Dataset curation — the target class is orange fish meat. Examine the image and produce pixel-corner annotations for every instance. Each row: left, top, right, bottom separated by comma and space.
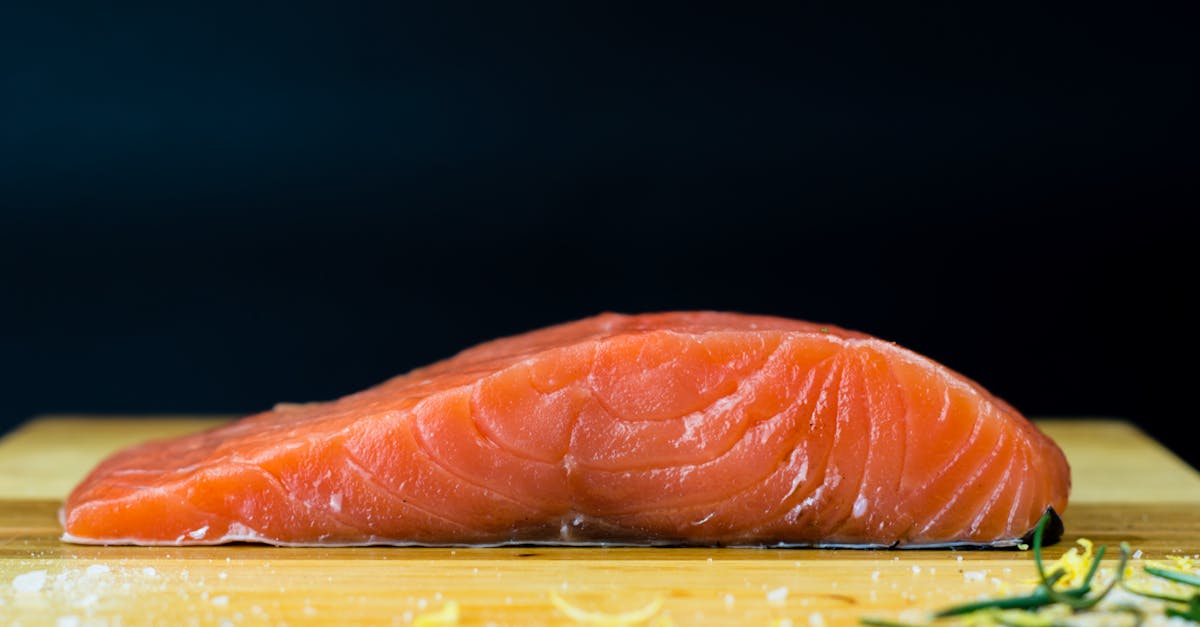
61, 311, 1070, 547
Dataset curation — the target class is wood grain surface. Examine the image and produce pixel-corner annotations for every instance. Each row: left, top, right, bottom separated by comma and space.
2, 416, 1199, 626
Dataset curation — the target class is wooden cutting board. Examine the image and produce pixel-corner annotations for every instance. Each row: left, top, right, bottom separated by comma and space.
2, 416, 1199, 626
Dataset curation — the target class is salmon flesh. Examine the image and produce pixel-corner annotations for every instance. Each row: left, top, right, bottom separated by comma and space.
61, 311, 1070, 548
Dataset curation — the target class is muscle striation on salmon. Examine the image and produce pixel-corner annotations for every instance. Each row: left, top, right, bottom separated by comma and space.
61, 311, 1070, 548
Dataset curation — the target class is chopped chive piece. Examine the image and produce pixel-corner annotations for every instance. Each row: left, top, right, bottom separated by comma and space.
1144, 565, 1200, 587
858, 617, 927, 626
933, 570, 1070, 617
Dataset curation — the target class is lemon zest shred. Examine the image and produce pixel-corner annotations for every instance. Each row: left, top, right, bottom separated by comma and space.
1169, 555, 1195, 571
413, 600, 460, 626
1022, 537, 1095, 588
549, 590, 664, 625
647, 613, 675, 627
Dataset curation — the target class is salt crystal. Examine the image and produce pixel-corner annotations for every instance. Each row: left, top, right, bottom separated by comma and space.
57, 616, 80, 627
911, 565, 921, 575
1133, 549, 1144, 559
219, 620, 234, 627
85, 564, 110, 576
870, 571, 880, 581
211, 595, 229, 606
219, 572, 228, 580
143, 567, 157, 577
13, 570, 47, 592
809, 611, 826, 626
767, 586, 788, 605
963, 570, 987, 582
724, 593, 735, 608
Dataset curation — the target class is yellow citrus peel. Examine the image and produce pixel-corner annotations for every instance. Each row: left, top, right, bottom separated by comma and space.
549, 590, 665, 625
413, 600, 460, 626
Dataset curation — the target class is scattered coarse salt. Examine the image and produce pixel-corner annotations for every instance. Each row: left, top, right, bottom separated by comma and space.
56, 616, 80, 627
143, 567, 157, 577
956, 555, 963, 562
963, 570, 987, 582
219, 572, 228, 580
808, 611, 826, 626
85, 564, 110, 576
724, 593, 735, 608
911, 565, 921, 575
767, 586, 788, 605
870, 571, 880, 581
211, 595, 229, 607
13, 570, 48, 592
1133, 549, 1144, 559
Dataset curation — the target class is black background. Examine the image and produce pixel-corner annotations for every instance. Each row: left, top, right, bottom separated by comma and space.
2, 2, 1196, 468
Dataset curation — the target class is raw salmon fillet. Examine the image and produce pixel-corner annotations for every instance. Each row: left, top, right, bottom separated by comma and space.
61, 311, 1070, 548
